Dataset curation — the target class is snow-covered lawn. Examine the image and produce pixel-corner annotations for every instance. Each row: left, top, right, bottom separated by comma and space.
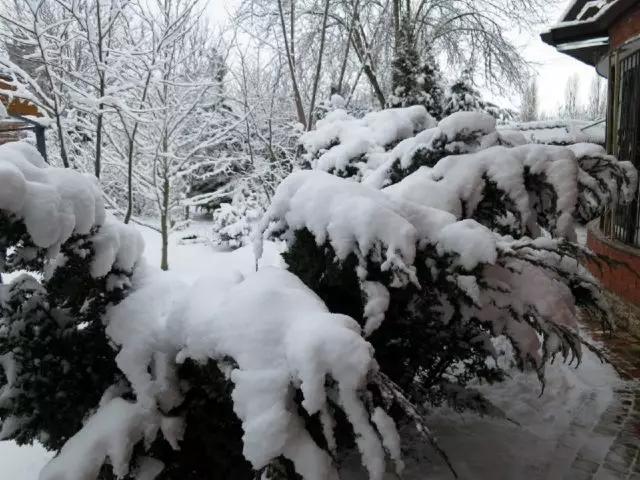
0, 221, 621, 479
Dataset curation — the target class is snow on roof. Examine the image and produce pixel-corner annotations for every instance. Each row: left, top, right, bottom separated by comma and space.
542, 0, 620, 34
559, 0, 616, 23
500, 119, 605, 146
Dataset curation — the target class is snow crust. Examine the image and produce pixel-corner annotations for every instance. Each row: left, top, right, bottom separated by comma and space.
437, 111, 496, 140
255, 170, 461, 285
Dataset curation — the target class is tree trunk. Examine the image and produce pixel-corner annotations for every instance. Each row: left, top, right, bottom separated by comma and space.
393, 0, 400, 54
290, 0, 295, 71
337, 0, 360, 94
160, 173, 169, 271
95, 0, 104, 179
351, 27, 386, 108
55, 113, 70, 168
123, 136, 135, 224
95, 105, 103, 178
277, 0, 307, 128
307, 0, 331, 129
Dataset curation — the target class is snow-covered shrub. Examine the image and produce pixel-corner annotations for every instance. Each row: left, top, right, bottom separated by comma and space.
299, 105, 438, 181
211, 191, 265, 249
0, 143, 143, 450
0, 123, 637, 480
0, 143, 449, 480
257, 107, 638, 418
300, 108, 636, 231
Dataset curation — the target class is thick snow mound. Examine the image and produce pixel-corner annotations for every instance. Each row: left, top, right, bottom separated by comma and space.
437, 111, 496, 140
91, 216, 145, 278
0, 144, 144, 278
104, 265, 402, 480
0, 143, 105, 249
177, 267, 392, 479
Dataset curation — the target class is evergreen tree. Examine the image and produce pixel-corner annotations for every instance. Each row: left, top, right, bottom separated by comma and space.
389, 17, 444, 120
181, 50, 244, 214
443, 69, 515, 124
443, 68, 484, 117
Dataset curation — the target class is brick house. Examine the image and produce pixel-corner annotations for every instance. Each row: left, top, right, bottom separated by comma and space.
542, 0, 640, 306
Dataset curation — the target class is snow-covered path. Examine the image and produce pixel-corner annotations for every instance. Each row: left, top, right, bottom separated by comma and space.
0, 222, 626, 479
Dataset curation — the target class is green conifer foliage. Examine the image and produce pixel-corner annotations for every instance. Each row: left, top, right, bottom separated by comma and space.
389, 17, 444, 120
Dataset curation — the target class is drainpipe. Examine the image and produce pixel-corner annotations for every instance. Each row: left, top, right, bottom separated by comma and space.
35, 125, 47, 163
612, 50, 621, 156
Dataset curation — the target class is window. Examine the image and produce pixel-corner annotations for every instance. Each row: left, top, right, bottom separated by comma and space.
602, 49, 640, 245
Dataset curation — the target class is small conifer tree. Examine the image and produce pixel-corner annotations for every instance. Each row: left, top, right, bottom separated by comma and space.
389, 17, 445, 120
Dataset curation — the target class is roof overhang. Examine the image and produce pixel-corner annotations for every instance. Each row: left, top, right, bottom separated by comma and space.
541, 0, 638, 66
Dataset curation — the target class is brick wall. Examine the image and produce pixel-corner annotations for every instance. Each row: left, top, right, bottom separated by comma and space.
586, 223, 640, 306
610, 4, 640, 50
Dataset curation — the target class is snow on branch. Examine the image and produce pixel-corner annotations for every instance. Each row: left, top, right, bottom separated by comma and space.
0, 142, 143, 274
39, 397, 181, 480
303, 109, 638, 241
100, 266, 410, 480
567, 143, 638, 221
254, 166, 614, 399
299, 105, 436, 178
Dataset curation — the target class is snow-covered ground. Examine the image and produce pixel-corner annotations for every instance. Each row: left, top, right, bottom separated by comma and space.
0, 221, 621, 479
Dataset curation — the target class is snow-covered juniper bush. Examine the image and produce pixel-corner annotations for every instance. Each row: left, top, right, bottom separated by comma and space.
0, 105, 637, 480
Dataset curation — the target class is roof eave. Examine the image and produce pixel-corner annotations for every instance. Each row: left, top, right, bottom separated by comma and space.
541, 0, 637, 48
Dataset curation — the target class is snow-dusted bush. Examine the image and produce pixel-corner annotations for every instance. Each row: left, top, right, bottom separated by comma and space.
211, 191, 265, 249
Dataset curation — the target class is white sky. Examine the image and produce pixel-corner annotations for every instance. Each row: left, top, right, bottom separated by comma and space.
515, 1, 598, 115
208, 0, 597, 116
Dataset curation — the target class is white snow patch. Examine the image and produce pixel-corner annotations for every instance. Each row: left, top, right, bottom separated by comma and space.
39, 398, 179, 480
0, 143, 105, 250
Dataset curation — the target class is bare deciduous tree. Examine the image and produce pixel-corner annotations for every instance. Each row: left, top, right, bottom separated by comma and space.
520, 77, 538, 122
563, 73, 581, 119
587, 74, 607, 120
